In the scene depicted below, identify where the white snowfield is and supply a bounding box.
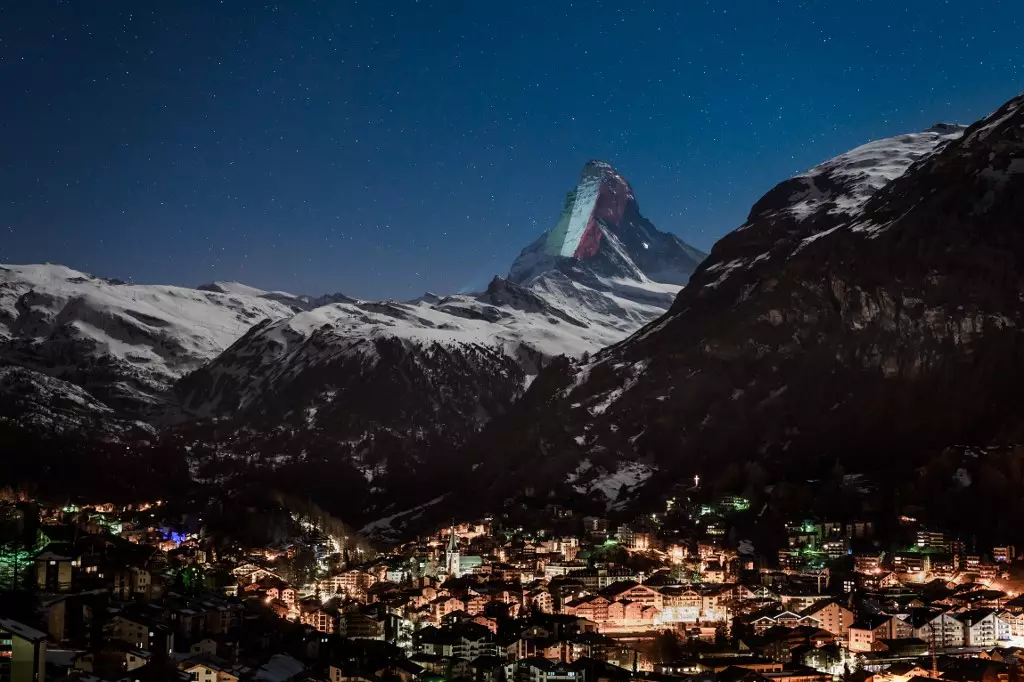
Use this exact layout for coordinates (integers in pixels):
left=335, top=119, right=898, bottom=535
left=183, top=272, right=683, bottom=416
left=199, top=280, right=286, bottom=299
left=566, top=458, right=655, bottom=510
left=699, top=125, right=967, bottom=291
left=778, top=125, right=965, bottom=223
left=0, top=263, right=298, bottom=384
left=1, top=227, right=692, bottom=422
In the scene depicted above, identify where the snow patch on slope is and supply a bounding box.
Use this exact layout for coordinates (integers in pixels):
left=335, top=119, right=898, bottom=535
left=570, top=460, right=655, bottom=509
left=784, top=127, right=965, bottom=223
left=360, top=495, right=447, bottom=541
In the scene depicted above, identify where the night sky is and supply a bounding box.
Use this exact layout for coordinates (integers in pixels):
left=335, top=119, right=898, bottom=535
left=2, top=1, right=1022, bottom=300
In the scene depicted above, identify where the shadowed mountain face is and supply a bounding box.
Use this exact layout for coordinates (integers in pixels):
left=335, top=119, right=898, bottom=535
left=465, top=94, right=1024, bottom=514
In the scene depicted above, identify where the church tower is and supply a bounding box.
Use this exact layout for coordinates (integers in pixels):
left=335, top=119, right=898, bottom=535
left=445, top=525, right=461, bottom=578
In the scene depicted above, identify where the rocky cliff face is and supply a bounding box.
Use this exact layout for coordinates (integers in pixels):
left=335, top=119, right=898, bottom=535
left=467, top=96, right=1024, bottom=512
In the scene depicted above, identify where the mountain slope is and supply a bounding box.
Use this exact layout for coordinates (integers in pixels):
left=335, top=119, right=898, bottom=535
left=465, top=105, right=1024, bottom=509
left=0, top=264, right=299, bottom=419
left=197, top=281, right=357, bottom=309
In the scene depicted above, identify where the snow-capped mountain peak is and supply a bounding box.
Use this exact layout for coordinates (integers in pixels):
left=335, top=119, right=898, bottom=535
left=508, top=160, right=705, bottom=288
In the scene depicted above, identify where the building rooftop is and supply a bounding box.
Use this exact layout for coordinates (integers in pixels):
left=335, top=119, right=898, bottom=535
left=0, top=617, right=48, bottom=642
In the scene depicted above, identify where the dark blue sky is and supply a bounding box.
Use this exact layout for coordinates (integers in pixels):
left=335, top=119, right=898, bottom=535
left=2, top=1, right=1021, bottom=299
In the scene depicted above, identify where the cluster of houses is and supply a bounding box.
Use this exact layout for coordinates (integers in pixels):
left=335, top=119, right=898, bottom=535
left=3, top=494, right=1024, bottom=682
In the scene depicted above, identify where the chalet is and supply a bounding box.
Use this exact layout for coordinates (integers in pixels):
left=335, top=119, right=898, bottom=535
left=854, top=553, right=884, bottom=575
left=606, top=599, right=660, bottom=629
left=563, top=595, right=611, bottom=623
left=778, top=586, right=829, bottom=612
left=110, top=613, right=175, bottom=654
left=956, top=609, right=1009, bottom=647
left=516, top=657, right=578, bottom=682
left=996, top=611, right=1024, bottom=639
left=527, top=588, right=555, bottom=614
left=749, top=611, right=821, bottom=635
left=182, top=655, right=244, bottom=682
left=416, top=623, right=497, bottom=659
left=801, top=600, right=855, bottom=638
left=429, top=596, right=466, bottom=621
left=848, top=614, right=912, bottom=652
left=338, top=611, right=385, bottom=640
left=565, top=567, right=637, bottom=591
left=909, top=610, right=964, bottom=649
left=34, top=549, right=76, bottom=592
left=74, top=643, right=151, bottom=679
left=299, top=603, right=336, bottom=635
left=602, top=582, right=664, bottom=610
left=231, top=564, right=281, bottom=585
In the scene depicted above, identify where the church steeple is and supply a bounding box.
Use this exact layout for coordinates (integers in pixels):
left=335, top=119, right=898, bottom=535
left=445, top=523, right=461, bottom=578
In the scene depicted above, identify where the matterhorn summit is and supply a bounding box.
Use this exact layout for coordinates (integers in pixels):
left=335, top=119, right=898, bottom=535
left=509, top=160, right=705, bottom=288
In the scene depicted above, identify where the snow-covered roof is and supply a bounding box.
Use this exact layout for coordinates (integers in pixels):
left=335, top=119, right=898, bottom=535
left=254, top=654, right=305, bottom=682
left=0, top=617, right=48, bottom=641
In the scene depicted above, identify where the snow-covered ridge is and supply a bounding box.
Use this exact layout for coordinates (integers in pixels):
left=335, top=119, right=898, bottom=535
left=198, top=280, right=355, bottom=309
left=677, top=125, right=967, bottom=296
left=755, top=124, right=966, bottom=226
left=197, top=280, right=292, bottom=299
left=179, top=275, right=677, bottom=417
left=0, top=264, right=297, bottom=377
left=0, top=264, right=301, bottom=417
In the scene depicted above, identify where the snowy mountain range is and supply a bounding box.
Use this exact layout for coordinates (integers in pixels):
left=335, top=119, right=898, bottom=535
left=0, top=264, right=302, bottom=424
left=0, top=161, right=703, bottom=461
left=168, top=161, right=704, bottom=523
left=8, top=87, right=1024, bottom=541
